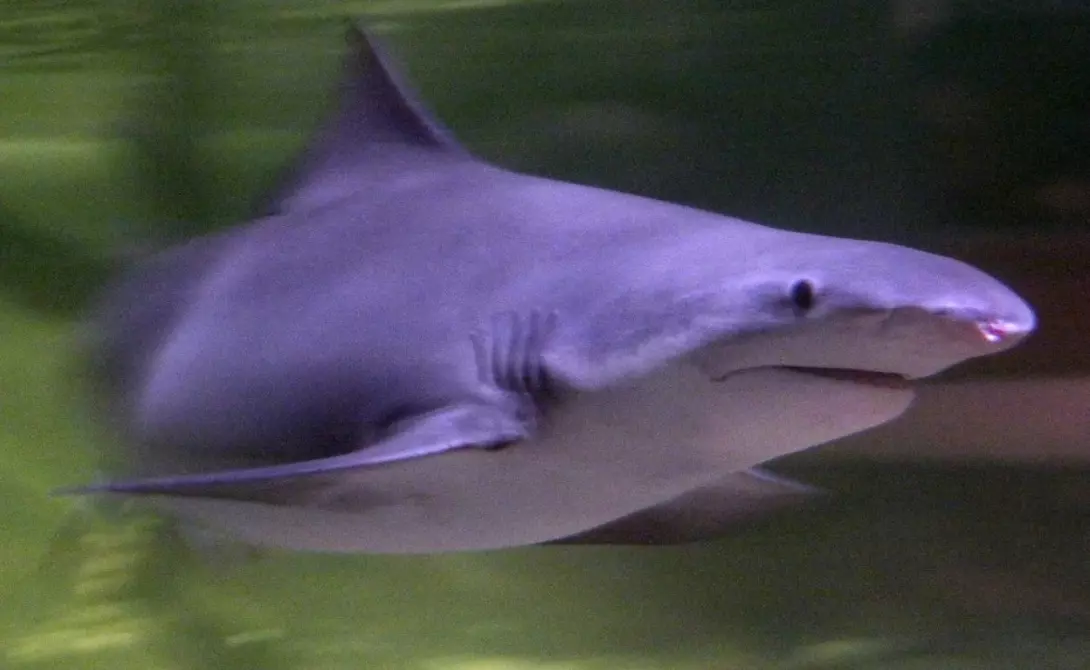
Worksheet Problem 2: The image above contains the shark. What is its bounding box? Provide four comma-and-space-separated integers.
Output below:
60, 24, 1035, 554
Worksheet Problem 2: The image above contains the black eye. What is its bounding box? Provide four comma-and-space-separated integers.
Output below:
789, 279, 816, 313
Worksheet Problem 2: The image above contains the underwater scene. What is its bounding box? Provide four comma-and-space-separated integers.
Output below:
2, 1, 1089, 668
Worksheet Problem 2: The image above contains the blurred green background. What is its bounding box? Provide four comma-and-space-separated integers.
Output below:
2, 1, 1089, 668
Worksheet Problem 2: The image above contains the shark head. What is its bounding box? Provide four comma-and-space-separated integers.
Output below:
689, 232, 1035, 381
685, 231, 1034, 463
528, 191, 1036, 483
539, 191, 1034, 383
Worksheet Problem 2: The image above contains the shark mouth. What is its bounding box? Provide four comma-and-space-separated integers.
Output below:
784, 367, 910, 389
711, 366, 911, 389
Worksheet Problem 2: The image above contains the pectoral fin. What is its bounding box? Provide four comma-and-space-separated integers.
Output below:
551, 468, 824, 545
56, 404, 529, 497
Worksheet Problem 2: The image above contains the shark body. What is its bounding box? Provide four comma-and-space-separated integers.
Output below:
64, 25, 1035, 553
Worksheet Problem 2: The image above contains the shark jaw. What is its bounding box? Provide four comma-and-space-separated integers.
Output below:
695, 303, 1033, 394
685, 304, 1038, 448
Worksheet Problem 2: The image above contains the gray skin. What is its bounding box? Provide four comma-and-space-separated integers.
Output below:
63, 24, 1035, 554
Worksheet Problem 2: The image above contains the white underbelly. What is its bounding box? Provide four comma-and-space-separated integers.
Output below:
149, 363, 913, 554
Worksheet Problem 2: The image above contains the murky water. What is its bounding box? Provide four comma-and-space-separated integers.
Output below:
2, 2, 1089, 668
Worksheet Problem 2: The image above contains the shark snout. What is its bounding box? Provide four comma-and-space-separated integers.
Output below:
926, 286, 1036, 357
875, 300, 1034, 380
974, 315, 1034, 347
926, 248, 1038, 348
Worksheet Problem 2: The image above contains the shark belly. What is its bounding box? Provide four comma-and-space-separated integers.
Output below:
146, 363, 914, 554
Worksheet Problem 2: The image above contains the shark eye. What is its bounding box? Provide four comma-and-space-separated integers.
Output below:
789, 279, 816, 313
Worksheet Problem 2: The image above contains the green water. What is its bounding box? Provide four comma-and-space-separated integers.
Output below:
2, 1, 1089, 668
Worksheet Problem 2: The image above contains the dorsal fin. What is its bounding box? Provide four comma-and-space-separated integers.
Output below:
256, 22, 472, 215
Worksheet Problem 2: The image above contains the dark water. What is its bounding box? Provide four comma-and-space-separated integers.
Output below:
2, 1, 1089, 668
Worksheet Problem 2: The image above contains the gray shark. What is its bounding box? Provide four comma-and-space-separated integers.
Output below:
61, 24, 1035, 553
